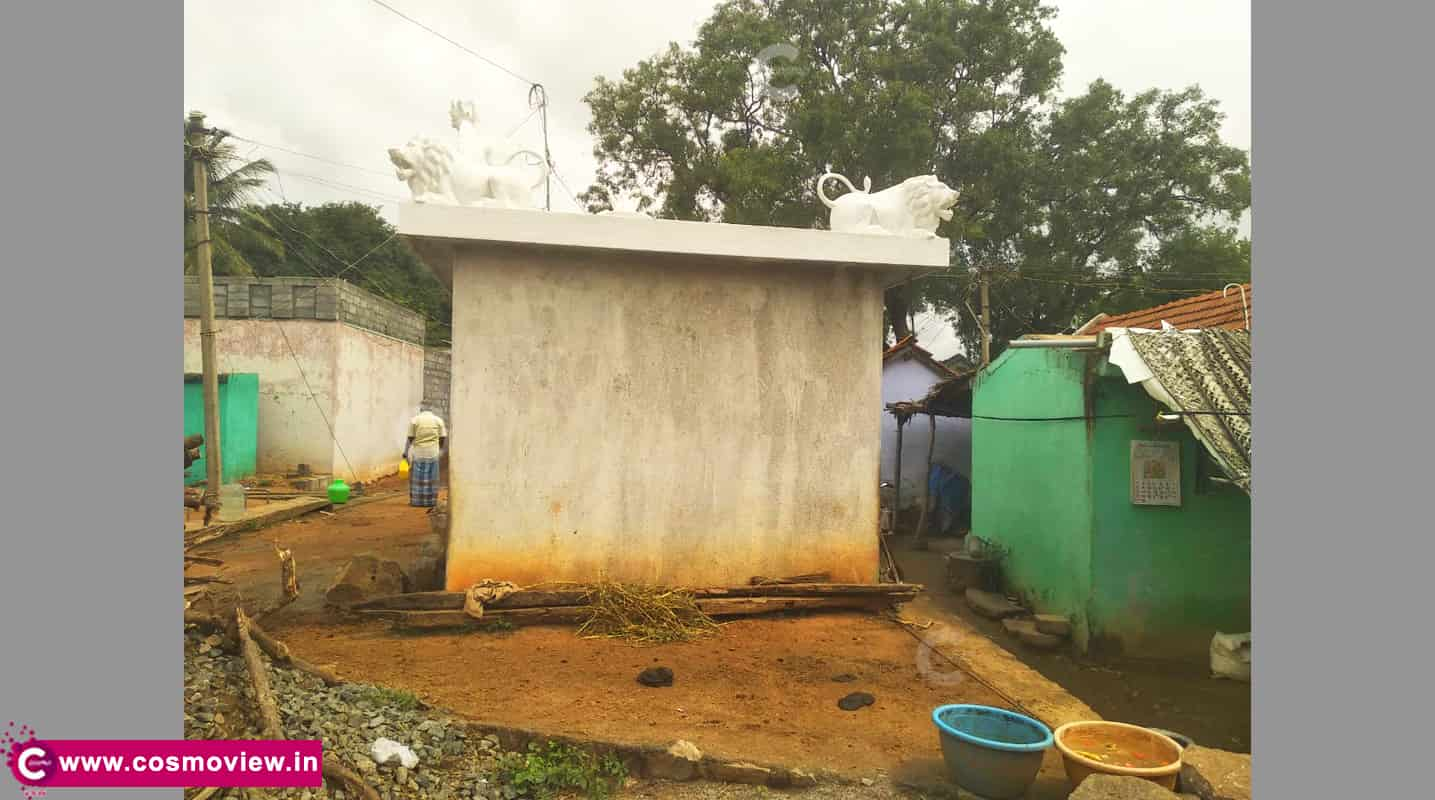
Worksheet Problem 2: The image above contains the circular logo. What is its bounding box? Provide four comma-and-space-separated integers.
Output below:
913, 624, 966, 687
11, 741, 57, 786
753, 43, 801, 101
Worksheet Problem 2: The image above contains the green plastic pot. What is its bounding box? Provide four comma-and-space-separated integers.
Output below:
327, 479, 351, 505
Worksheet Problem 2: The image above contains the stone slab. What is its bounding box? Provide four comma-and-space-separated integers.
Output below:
1034, 613, 1073, 637
1179, 745, 1251, 800
965, 588, 1027, 619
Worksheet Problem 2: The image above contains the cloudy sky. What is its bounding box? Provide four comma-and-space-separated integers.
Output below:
184, 0, 1249, 358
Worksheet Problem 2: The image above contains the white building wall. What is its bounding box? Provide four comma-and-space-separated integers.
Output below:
880, 356, 972, 508
184, 318, 424, 482
183, 318, 337, 476
331, 323, 426, 483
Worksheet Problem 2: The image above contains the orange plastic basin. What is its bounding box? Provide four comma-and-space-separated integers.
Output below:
1053, 721, 1183, 790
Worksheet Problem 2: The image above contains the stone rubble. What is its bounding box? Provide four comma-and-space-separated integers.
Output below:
185, 626, 509, 800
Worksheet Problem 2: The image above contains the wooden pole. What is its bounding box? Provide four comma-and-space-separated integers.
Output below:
188, 112, 223, 514
979, 267, 991, 366
892, 415, 905, 533
914, 412, 937, 545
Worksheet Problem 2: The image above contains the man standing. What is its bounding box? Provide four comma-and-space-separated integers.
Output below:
404, 406, 447, 508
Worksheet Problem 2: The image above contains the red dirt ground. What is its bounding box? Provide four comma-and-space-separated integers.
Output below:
191, 478, 1225, 798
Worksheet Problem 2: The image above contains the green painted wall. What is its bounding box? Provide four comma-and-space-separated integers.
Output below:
184, 373, 259, 486
1086, 374, 1251, 661
971, 348, 1096, 649
971, 348, 1251, 662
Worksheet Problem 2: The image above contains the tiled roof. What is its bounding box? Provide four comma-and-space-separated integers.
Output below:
883, 335, 962, 378
1086, 284, 1251, 332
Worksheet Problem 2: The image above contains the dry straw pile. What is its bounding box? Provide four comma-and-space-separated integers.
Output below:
577, 582, 720, 644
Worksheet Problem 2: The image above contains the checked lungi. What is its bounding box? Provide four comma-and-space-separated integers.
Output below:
409, 456, 440, 507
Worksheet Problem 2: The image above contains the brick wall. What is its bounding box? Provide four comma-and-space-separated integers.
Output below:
184, 276, 425, 346
422, 347, 452, 425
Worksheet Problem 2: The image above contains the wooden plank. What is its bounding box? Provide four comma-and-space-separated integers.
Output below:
697, 595, 894, 615
694, 582, 923, 598
360, 593, 911, 631
353, 582, 923, 613
352, 589, 591, 612
366, 606, 590, 630
749, 572, 832, 585
184, 555, 225, 566
184, 498, 331, 548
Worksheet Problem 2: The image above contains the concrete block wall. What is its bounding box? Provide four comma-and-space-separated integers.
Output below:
185, 276, 424, 345
422, 348, 452, 424
336, 282, 427, 346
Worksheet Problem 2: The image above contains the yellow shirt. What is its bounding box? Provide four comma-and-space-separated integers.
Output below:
408, 411, 447, 458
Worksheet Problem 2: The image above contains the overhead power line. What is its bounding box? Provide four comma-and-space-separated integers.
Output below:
366, 0, 536, 86
227, 134, 392, 178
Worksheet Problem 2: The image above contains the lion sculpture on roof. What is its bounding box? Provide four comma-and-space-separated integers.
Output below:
817, 173, 959, 238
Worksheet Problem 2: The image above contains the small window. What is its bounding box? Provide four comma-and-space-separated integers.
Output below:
213, 283, 228, 317
293, 285, 317, 318
250, 285, 272, 318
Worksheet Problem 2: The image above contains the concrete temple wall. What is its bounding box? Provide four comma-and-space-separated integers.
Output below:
397, 203, 947, 590
445, 248, 886, 588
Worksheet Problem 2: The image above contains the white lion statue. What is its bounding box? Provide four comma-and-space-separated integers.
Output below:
817, 173, 959, 238
388, 136, 548, 209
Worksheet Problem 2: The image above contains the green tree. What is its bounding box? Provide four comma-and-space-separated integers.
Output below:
184, 119, 284, 276
582, 0, 1249, 352
229, 201, 453, 344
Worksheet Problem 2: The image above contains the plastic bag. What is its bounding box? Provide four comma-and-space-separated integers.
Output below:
1210, 632, 1251, 682
370, 738, 419, 769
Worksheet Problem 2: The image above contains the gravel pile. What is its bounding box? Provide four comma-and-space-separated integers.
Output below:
184, 627, 513, 800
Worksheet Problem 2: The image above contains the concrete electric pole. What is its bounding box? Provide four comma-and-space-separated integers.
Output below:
187, 111, 223, 515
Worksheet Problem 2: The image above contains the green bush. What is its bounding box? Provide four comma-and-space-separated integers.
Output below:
495, 741, 627, 800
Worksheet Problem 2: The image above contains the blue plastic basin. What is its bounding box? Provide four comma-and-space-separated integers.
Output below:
932, 704, 1053, 799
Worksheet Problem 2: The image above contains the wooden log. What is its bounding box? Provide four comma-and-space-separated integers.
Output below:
694, 583, 923, 598
184, 555, 225, 567
235, 609, 379, 800
351, 589, 592, 612
749, 572, 832, 585
361, 593, 915, 631
322, 758, 382, 800
185, 611, 340, 687
698, 595, 897, 616
247, 619, 343, 687
235, 608, 284, 739
366, 605, 592, 630
184, 498, 331, 549
352, 582, 925, 613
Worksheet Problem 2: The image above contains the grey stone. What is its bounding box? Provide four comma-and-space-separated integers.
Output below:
965, 588, 1027, 619
789, 769, 818, 788
1070, 774, 1181, 799
325, 555, 409, 608
1034, 613, 1073, 637
1002, 617, 1066, 650
706, 761, 772, 785
1179, 746, 1251, 800
645, 740, 701, 781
